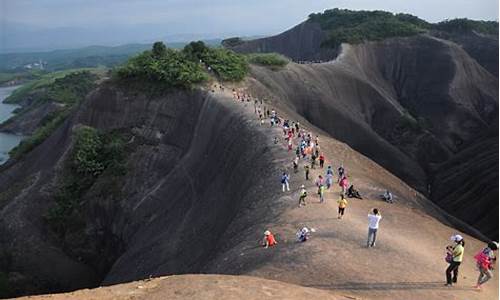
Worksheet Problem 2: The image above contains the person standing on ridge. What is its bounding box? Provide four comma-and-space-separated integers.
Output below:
281, 172, 290, 192
474, 241, 498, 289
338, 165, 345, 181
339, 176, 349, 196
311, 152, 317, 169
293, 156, 299, 173
445, 235, 465, 286
319, 153, 325, 168
299, 185, 307, 207
367, 209, 382, 248
337, 195, 348, 219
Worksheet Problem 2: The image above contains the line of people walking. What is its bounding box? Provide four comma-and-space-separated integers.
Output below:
218, 83, 498, 293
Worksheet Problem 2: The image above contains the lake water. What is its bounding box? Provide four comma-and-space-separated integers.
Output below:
0, 85, 24, 164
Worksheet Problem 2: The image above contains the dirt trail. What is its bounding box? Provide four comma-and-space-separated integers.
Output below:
204, 84, 499, 300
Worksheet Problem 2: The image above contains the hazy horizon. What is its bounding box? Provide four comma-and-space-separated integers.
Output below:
1, 0, 499, 53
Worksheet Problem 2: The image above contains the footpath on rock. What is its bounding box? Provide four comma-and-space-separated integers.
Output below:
14, 79, 498, 300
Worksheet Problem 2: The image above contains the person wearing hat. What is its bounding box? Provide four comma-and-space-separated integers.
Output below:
445, 234, 465, 286
262, 230, 277, 248
474, 241, 498, 289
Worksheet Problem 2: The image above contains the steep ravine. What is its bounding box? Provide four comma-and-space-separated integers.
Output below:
0, 83, 285, 296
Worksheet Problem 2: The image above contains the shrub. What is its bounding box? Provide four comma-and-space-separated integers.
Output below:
46, 126, 127, 237
221, 37, 244, 48
199, 48, 248, 81
116, 48, 207, 89
247, 53, 289, 68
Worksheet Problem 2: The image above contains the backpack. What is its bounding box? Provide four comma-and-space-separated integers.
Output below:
445, 252, 453, 263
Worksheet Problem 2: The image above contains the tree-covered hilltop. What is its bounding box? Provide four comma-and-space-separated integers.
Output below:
435, 18, 498, 35
115, 41, 249, 89
308, 8, 498, 48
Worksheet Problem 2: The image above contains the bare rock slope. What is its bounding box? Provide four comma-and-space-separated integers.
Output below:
242, 34, 498, 239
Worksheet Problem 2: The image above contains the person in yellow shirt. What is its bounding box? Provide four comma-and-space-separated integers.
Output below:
337, 195, 348, 219
445, 234, 465, 286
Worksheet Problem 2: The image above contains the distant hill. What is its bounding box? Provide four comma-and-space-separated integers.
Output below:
0, 40, 221, 72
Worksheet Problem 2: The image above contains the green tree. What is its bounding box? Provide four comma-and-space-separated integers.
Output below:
152, 41, 167, 58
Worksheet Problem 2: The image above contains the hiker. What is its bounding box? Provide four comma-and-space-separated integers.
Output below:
288, 139, 293, 151
337, 195, 348, 219
445, 234, 465, 286
318, 183, 326, 203
304, 165, 310, 180
339, 176, 349, 196
338, 165, 345, 180
367, 208, 382, 248
299, 185, 307, 207
297, 227, 314, 242
474, 241, 498, 289
311, 152, 317, 169
295, 122, 300, 132
347, 185, 362, 199
382, 190, 393, 203
326, 166, 334, 175
281, 172, 290, 192
293, 156, 299, 173
262, 230, 278, 248
326, 172, 333, 189
319, 153, 325, 168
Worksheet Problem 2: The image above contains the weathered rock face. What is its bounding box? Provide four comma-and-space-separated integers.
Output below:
229, 21, 337, 61
0, 84, 283, 296
244, 34, 498, 239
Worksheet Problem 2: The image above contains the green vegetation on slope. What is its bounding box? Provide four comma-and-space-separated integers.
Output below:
8, 110, 70, 159
7, 71, 99, 159
246, 53, 289, 69
5, 69, 101, 104
308, 8, 499, 48
115, 41, 248, 89
435, 18, 499, 35
46, 126, 127, 238
309, 9, 428, 48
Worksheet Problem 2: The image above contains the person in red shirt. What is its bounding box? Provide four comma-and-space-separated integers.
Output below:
319, 153, 325, 168
262, 230, 278, 248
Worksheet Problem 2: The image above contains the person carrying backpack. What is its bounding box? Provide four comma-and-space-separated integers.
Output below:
299, 185, 307, 207
474, 241, 498, 289
445, 234, 465, 286
281, 172, 290, 192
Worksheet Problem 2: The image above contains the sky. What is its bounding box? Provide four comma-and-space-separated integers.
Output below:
1, 0, 498, 52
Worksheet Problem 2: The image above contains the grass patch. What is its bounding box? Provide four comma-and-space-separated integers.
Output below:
246, 53, 289, 69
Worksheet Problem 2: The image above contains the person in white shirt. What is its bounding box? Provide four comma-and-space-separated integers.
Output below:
367, 208, 382, 247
